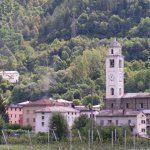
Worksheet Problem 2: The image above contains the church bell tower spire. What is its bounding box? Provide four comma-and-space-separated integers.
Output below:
106, 38, 124, 99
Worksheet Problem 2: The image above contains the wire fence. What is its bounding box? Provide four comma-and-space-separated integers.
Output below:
0, 129, 150, 150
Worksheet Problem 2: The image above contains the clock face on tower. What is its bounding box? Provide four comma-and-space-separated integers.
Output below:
109, 74, 115, 81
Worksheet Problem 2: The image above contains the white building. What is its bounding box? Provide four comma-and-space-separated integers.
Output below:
142, 110, 150, 129
35, 106, 80, 133
0, 71, 20, 83
96, 110, 147, 136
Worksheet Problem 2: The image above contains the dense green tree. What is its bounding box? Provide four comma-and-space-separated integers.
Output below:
49, 112, 69, 141
0, 116, 5, 143
0, 95, 9, 123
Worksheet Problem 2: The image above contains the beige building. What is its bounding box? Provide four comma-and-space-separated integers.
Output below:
22, 99, 73, 131
96, 110, 147, 136
35, 106, 80, 133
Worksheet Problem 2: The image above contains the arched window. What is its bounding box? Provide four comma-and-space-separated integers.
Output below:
110, 59, 115, 68
111, 88, 114, 95
111, 49, 113, 54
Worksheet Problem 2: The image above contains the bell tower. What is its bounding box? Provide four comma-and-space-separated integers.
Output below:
106, 38, 124, 99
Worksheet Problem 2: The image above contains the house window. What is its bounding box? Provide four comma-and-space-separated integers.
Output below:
15, 114, 16, 118
110, 59, 115, 68
141, 129, 145, 132
108, 120, 112, 124
119, 60, 122, 68
111, 49, 113, 54
147, 119, 150, 124
42, 112, 45, 115
111, 88, 114, 95
33, 118, 35, 122
42, 116, 44, 120
140, 103, 144, 109
111, 103, 114, 109
26, 118, 30, 123
68, 112, 69, 115
116, 120, 118, 125
19, 108, 21, 111
15, 108, 17, 111
100, 120, 104, 126
42, 122, 44, 126
11, 107, 12, 111
126, 103, 129, 109
11, 114, 12, 118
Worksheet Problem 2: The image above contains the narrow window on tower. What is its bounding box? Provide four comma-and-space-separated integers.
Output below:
126, 103, 129, 109
119, 60, 122, 68
111, 88, 114, 95
110, 59, 115, 68
111, 49, 113, 54
119, 88, 121, 95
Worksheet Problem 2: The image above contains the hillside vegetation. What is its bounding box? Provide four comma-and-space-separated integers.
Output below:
0, 0, 149, 105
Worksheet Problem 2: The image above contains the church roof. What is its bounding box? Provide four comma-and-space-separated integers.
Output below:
97, 109, 143, 117
109, 38, 121, 48
123, 93, 150, 98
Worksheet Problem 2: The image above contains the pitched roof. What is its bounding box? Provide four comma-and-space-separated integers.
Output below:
109, 38, 121, 48
21, 99, 71, 107
123, 93, 150, 98
36, 106, 79, 113
75, 106, 99, 112
96, 109, 143, 117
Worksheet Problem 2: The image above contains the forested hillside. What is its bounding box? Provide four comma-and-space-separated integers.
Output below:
0, 0, 149, 106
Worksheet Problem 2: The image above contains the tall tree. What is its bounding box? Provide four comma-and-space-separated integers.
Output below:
49, 112, 69, 141
0, 94, 9, 123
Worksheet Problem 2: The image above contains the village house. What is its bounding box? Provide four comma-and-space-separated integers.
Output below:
22, 98, 73, 132
75, 105, 99, 120
6, 101, 30, 125
96, 110, 147, 136
142, 110, 150, 129
6, 104, 23, 125
0, 71, 20, 83
35, 106, 80, 133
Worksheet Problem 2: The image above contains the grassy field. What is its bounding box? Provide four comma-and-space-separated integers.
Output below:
0, 143, 150, 150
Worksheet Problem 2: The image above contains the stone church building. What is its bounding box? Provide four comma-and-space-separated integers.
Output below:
104, 38, 150, 111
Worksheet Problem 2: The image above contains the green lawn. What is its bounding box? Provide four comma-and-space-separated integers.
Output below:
0, 143, 149, 150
